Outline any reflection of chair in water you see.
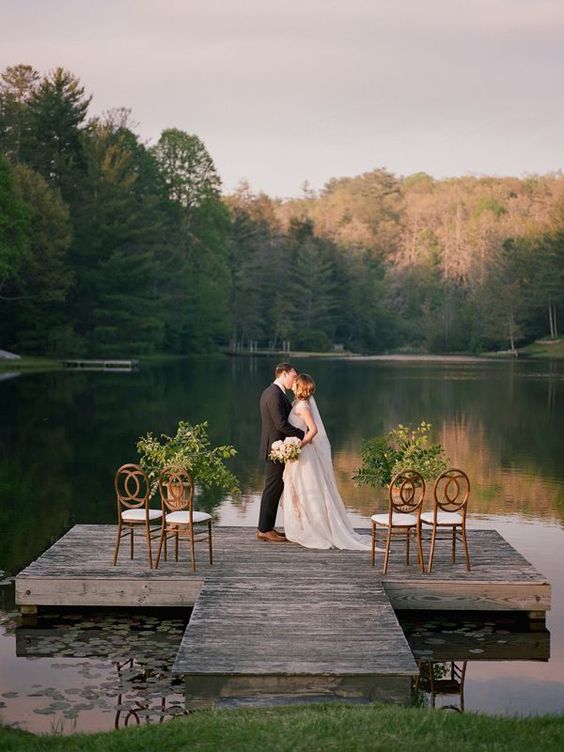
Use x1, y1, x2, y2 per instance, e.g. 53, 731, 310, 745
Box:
155, 466, 213, 572
114, 658, 151, 728
417, 660, 467, 712
371, 469, 425, 574
421, 468, 471, 573
113, 657, 186, 728
112, 464, 163, 569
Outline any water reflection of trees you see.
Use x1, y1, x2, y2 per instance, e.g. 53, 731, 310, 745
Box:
327, 359, 564, 522
0, 359, 240, 573
2, 357, 563, 574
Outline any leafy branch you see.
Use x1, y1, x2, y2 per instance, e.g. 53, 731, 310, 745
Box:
353, 421, 449, 488
136, 420, 240, 497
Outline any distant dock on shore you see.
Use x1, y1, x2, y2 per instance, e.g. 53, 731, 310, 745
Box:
61, 359, 139, 372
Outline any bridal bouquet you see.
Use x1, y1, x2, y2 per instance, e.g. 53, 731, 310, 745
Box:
269, 436, 301, 463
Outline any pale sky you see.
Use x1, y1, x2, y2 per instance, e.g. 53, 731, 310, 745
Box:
1, 0, 563, 197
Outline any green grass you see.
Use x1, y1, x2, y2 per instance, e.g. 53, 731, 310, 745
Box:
518, 338, 564, 359
480, 338, 564, 359
0, 356, 61, 372
1, 703, 564, 752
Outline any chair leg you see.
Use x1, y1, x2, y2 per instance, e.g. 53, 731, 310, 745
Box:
428, 525, 438, 573
113, 522, 122, 566
461, 526, 471, 571
155, 526, 166, 568
383, 527, 392, 574
452, 526, 456, 563
146, 524, 153, 570
371, 522, 376, 567
406, 528, 410, 565
416, 524, 424, 573
130, 526, 134, 559
208, 521, 213, 566
189, 524, 196, 573
174, 530, 179, 562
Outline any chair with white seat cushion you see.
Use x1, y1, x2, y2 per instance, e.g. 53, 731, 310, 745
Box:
155, 466, 213, 572
422, 468, 471, 573
112, 464, 163, 569
371, 469, 425, 574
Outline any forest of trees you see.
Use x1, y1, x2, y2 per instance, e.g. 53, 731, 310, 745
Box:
1, 64, 564, 357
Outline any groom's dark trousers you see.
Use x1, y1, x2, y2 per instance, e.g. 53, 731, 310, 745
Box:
258, 383, 304, 533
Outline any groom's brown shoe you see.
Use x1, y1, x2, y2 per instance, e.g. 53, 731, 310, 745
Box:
256, 530, 287, 543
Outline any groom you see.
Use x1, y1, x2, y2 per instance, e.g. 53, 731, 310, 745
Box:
257, 363, 305, 542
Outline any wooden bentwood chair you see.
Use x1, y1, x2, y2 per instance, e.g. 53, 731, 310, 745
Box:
421, 468, 471, 573
113, 464, 163, 569
155, 466, 213, 572
371, 469, 425, 574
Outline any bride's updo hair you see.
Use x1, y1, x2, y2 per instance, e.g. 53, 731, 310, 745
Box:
294, 373, 316, 401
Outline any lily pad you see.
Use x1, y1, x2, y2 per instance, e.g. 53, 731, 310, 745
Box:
45, 701, 72, 711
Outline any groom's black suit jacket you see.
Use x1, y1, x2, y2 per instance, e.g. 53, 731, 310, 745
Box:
259, 383, 304, 460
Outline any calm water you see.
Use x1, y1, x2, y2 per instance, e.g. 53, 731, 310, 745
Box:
1, 356, 564, 730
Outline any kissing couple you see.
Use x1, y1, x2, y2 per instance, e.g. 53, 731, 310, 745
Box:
257, 362, 371, 550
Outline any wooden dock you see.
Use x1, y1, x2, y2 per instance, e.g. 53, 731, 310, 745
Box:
61, 359, 139, 372
15, 525, 551, 708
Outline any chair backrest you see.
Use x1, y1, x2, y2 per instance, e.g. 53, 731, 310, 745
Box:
389, 469, 425, 514
433, 468, 470, 515
115, 463, 150, 510
158, 466, 194, 514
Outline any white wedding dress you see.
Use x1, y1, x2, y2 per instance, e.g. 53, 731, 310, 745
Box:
281, 398, 371, 550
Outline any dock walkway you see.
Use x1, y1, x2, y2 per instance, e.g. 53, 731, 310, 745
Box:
15, 525, 551, 707
175, 529, 416, 706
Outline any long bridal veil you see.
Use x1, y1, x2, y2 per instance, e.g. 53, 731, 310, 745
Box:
309, 396, 336, 479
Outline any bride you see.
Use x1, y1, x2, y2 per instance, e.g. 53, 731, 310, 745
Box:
281, 373, 371, 550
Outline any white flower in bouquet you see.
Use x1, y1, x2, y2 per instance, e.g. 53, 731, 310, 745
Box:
269, 436, 301, 463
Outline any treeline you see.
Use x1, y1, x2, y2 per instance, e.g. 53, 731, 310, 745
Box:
0, 64, 230, 355
232, 171, 564, 354
1, 64, 563, 357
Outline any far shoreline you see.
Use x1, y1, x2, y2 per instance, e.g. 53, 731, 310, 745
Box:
2, 341, 563, 374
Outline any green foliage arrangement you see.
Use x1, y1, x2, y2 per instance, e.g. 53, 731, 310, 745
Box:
353, 421, 449, 488
136, 420, 240, 496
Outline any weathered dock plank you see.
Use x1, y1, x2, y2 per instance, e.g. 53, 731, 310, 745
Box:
15, 526, 551, 614
176, 578, 414, 674
15, 525, 204, 608
174, 543, 417, 707
382, 529, 551, 612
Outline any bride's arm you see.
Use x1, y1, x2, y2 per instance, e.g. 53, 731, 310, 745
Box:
295, 402, 318, 446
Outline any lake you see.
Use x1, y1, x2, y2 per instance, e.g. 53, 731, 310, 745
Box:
1, 356, 564, 731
